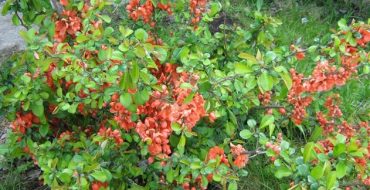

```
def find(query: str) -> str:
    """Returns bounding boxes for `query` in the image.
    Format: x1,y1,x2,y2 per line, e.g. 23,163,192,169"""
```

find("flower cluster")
54,10,82,42
10,112,39,134
136,63,207,159
287,24,369,125
206,146,229,165
265,133,283,162
109,93,136,131
324,94,343,117
91,181,108,190
189,0,207,28
304,58,359,93
287,69,313,124
98,126,124,146
356,27,370,47
258,91,271,106
126,0,154,24
230,143,248,168
126,0,172,27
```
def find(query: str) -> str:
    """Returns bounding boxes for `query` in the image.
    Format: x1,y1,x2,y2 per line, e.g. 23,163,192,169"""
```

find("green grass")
238,158,289,190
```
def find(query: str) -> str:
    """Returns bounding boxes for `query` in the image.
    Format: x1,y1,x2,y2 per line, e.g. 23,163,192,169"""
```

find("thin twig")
212,74,244,85
14,0,29,29
14,10,29,29
242,149,266,158
252,105,285,110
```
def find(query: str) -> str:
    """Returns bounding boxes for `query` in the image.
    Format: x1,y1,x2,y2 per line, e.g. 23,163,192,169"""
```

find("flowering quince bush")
0,0,369,189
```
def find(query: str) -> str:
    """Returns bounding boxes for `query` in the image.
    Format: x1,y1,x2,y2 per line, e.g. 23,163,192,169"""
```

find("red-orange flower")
230,143,249,168
60,0,68,6
207,146,229,166
295,52,305,60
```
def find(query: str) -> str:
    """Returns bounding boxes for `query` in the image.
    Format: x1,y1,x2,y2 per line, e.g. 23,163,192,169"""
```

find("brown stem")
253,105,285,110
14,10,29,29
242,150,266,158
212,74,244,85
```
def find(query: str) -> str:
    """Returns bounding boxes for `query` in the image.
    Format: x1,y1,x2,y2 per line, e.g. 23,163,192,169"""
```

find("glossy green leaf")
335,161,347,179
135,28,148,42
235,62,252,74
91,170,108,182
238,52,257,64
303,142,315,163
31,99,44,117
120,93,132,108
228,181,238,190
240,129,253,139
260,115,274,129
274,166,292,179
177,134,186,154
257,72,274,92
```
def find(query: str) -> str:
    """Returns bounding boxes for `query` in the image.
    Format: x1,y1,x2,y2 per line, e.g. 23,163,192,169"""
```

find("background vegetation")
0,0,369,189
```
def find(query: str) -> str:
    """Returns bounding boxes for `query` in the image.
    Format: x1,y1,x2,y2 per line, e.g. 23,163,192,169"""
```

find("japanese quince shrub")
0,0,369,189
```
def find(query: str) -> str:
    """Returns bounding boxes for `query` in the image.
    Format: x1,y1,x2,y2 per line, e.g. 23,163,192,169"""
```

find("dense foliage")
1,0,369,189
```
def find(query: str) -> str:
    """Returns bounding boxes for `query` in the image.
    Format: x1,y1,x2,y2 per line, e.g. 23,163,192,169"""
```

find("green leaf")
309,126,323,142
333,143,346,157
130,62,140,83
275,66,292,89
183,92,195,104
274,166,292,179
303,142,315,163
166,169,174,183
260,115,274,129
228,110,238,126
190,161,202,170
212,174,221,182
1,1,11,15
40,124,49,137
177,134,186,154
12,14,20,26
225,122,235,136
119,26,133,37
311,165,324,180
133,89,150,105
120,93,132,108
338,19,348,30
335,161,347,179
58,169,73,184
247,119,257,127
91,170,108,182
269,123,275,137
31,99,44,117
99,15,111,23
240,129,253,140
76,35,89,43
180,83,193,89
178,47,190,61
235,62,252,74
68,103,78,114
98,47,113,60
134,46,146,58
238,53,258,64
326,171,337,189
153,47,167,62
228,181,238,190
257,72,274,92
171,123,182,135
135,28,148,42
